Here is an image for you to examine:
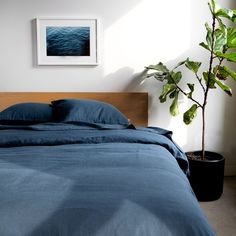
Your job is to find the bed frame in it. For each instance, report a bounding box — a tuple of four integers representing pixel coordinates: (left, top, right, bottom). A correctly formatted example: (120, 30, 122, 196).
(0, 92, 148, 126)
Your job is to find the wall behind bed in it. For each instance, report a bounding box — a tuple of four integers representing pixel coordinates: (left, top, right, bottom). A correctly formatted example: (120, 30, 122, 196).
(0, 0, 236, 175)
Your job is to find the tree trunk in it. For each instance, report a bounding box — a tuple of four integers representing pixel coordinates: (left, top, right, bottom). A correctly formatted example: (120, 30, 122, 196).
(201, 107, 205, 160)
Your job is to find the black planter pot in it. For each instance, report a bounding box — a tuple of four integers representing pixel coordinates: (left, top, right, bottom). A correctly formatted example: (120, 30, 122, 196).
(186, 151, 225, 201)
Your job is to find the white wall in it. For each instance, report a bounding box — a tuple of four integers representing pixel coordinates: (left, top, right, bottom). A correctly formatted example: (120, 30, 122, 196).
(0, 0, 236, 175)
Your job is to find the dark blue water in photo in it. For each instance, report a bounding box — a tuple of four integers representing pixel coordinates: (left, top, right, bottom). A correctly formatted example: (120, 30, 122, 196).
(46, 27, 90, 56)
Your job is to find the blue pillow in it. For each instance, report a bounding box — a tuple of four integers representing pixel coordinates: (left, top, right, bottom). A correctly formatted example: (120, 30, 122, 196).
(52, 99, 129, 125)
(0, 102, 53, 125)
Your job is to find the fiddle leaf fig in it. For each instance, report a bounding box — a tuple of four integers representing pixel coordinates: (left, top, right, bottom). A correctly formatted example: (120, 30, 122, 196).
(216, 52, 236, 62)
(216, 8, 236, 22)
(145, 63, 169, 73)
(187, 83, 195, 98)
(213, 66, 229, 80)
(227, 27, 236, 48)
(183, 104, 198, 125)
(203, 72, 216, 88)
(173, 59, 188, 69)
(211, 76, 233, 96)
(145, 72, 158, 78)
(144, 0, 236, 159)
(145, 63, 170, 81)
(205, 23, 213, 50)
(153, 73, 167, 81)
(213, 27, 227, 52)
(185, 59, 202, 73)
(209, 0, 217, 14)
(169, 90, 176, 99)
(170, 71, 182, 84)
(199, 42, 210, 51)
(170, 91, 179, 116)
(223, 66, 236, 81)
(159, 84, 176, 103)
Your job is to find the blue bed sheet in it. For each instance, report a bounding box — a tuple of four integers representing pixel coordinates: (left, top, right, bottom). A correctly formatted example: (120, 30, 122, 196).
(0, 123, 215, 236)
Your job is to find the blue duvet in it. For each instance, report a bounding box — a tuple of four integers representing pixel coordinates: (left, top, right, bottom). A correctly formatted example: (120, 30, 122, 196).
(0, 123, 215, 236)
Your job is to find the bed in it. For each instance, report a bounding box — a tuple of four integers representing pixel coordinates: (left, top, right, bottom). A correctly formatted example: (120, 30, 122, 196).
(0, 92, 215, 236)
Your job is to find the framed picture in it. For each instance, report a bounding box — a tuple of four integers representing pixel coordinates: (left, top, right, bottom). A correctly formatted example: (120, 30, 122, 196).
(36, 18, 98, 65)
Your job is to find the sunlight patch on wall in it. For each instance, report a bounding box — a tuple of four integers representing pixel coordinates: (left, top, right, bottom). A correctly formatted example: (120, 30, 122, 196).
(103, 0, 191, 76)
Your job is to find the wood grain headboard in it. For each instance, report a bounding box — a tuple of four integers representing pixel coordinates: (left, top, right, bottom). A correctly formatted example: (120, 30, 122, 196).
(0, 92, 148, 126)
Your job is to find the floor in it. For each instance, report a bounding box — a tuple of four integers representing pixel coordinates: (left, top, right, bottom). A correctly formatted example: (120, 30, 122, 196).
(200, 177, 236, 236)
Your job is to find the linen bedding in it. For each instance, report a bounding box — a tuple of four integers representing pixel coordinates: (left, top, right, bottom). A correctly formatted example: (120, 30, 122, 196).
(0, 123, 215, 236)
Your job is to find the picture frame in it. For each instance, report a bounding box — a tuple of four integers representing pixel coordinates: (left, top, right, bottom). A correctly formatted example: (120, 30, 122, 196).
(36, 18, 98, 65)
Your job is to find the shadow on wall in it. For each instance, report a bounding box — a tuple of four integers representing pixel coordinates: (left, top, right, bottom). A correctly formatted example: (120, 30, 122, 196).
(102, 63, 171, 128)
(123, 0, 236, 155)
(123, 69, 174, 129)
(100, 65, 169, 128)
(221, 0, 236, 176)
(124, 0, 208, 129)
(32, 19, 37, 67)
(99, 0, 236, 172)
(222, 79, 236, 176)
(122, 69, 162, 127)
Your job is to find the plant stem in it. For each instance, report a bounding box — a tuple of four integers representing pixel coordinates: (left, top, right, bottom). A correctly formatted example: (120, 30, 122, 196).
(170, 77, 203, 108)
(195, 72, 206, 93)
(201, 107, 205, 160)
(202, 14, 216, 159)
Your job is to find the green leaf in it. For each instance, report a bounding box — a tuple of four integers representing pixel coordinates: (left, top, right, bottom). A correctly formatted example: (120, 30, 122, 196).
(159, 84, 176, 103)
(211, 76, 232, 96)
(213, 66, 229, 80)
(145, 63, 169, 72)
(216, 16, 226, 31)
(185, 59, 202, 73)
(209, 0, 217, 13)
(202, 20, 227, 53)
(173, 59, 187, 69)
(205, 23, 213, 49)
(213, 28, 227, 52)
(145, 71, 167, 81)
(223, 66, 236, 81)
(145, 63, 170, 82)
(203, 72, 216, 88)
(233, 10, 236, 22)
(199, 42, 210, 51)
(216, 8, 236, 22)
(209, 0, 223, 14)
(169, 71, 182, 84)
(153, 73, 167, 81)
(183, 104, 198, 125)
(216, 52, 236, 62)
(169, 90, 176, 99)
(145, 72, 157, 78)
(170, 91, 179, 116)
(187, 83, 195, 98)
(227, 27, 236, 48)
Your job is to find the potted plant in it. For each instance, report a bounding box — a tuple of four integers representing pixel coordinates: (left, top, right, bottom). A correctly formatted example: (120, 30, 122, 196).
(144, 0, 236, 201)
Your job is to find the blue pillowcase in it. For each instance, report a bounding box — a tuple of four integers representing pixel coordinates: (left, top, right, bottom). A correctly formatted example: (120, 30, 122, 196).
(0, 102, 53, 125)
(52, 99, 130, 125)
(0, 99, 130, 126)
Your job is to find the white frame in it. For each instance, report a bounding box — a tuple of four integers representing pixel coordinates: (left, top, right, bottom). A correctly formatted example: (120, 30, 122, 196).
(36, 18, 98, 65)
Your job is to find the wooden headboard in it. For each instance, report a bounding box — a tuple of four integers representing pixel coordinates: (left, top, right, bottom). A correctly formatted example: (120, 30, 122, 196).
(0, 92, 148, 126)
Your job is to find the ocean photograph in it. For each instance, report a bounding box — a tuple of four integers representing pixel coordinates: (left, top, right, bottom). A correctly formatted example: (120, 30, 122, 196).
(46, 27, 90, 56)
